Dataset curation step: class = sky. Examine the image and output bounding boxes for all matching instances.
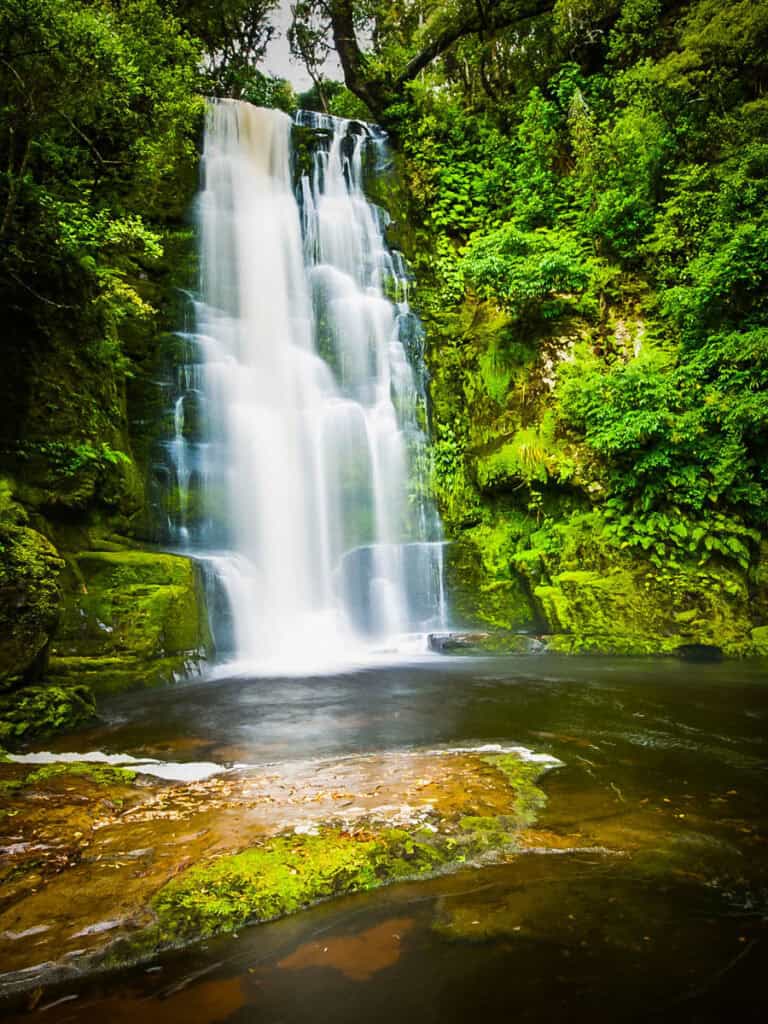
[261,2,343,90]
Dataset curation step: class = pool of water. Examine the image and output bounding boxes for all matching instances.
[4,654,768,1021]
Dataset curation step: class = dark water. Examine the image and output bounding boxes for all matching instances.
[6,655,768,1022]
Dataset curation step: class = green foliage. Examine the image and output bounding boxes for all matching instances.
[0,685,96,745]
[240,73,296,113]
[601,503,760,572]
[463,224,594,323]
[476,415,573,491]
[399,90,518,237]
[172,0,277,99]
[12,442,131,479]
[386,0,768,608]
[0,0,203,350]
[556,338,768,531]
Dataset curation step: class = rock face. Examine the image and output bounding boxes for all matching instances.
[0,521,63,686]
[48,550,213,694]
[443,531,539,632]
[535,564,764,658]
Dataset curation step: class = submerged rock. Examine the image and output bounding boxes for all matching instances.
[0,748,555,991]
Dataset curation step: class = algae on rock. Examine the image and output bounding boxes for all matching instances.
[0,503,64,685]
[49,550,213,693]
[148,752,552,946]
[0,684,96,746]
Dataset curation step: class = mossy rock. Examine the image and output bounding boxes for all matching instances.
[49,550,212,693]
[445,529,538,631]
[750,625,768,657]
[151,758,549,945]
[535,566,756,657]
[0,520,64,684]
[46,654,207,693]
[428,630,543,654]
[0,684,96,747]
[751,542,768,626]
[22,761,136,787]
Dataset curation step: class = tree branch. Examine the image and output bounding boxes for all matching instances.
[328,0,391,116]
[396,1,555,88]
[323,1,555,124]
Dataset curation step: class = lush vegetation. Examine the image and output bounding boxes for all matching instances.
[0,0,202,339]
[376,0,768,545]
[1,0,766,704]
[305,0,767,652]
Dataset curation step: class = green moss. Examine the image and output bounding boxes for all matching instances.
[480,754,549,827]
[750,625,768,656]
[0,516,64,684]
[474,415,576,493]
[152,817,538,946]
[49,550,212,693]
[456,814,522,853]
[444,526,537,630]
[24,761,136,786]
[153,828,451,941]
[533,560,756,657]
[0,684,96,746]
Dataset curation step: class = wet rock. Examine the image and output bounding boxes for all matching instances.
[428,632,491,653]
[0,748,555,989]
[428,631,543,655]
[676,643,723,663]
[0,516,63,686]
[48,551,213,694]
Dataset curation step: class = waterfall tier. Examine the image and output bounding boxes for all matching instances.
[165,100,446,673]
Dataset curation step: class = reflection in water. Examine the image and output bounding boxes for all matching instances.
[278,917,414,980]
[35,976,246,1023]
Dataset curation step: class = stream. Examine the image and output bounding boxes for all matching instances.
[3,654,766,1021]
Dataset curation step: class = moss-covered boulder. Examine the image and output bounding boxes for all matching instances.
[535,564,757,657]
[0,514,64,685]
[0,683,96,746]
[48,550,212,693]
[751,625,768,656]
[444,526,538,631]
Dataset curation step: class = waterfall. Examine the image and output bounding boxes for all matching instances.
[165,99,446,672]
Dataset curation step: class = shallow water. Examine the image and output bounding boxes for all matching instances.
[4,654,768,1021]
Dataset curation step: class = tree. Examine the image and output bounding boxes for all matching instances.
[0,0,202,330]
[171,0,278,97]
[290,1,557,124]
[289,1,333,111]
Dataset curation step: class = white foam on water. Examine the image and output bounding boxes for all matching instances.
[6,751,226,782]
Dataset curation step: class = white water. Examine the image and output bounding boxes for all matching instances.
[165,101,446,672]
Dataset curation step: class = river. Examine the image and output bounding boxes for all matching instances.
[4,654,766,1022]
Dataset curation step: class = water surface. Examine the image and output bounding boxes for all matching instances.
[7,654,768,1021]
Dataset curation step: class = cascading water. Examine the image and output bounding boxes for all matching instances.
[165,99,446,672]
